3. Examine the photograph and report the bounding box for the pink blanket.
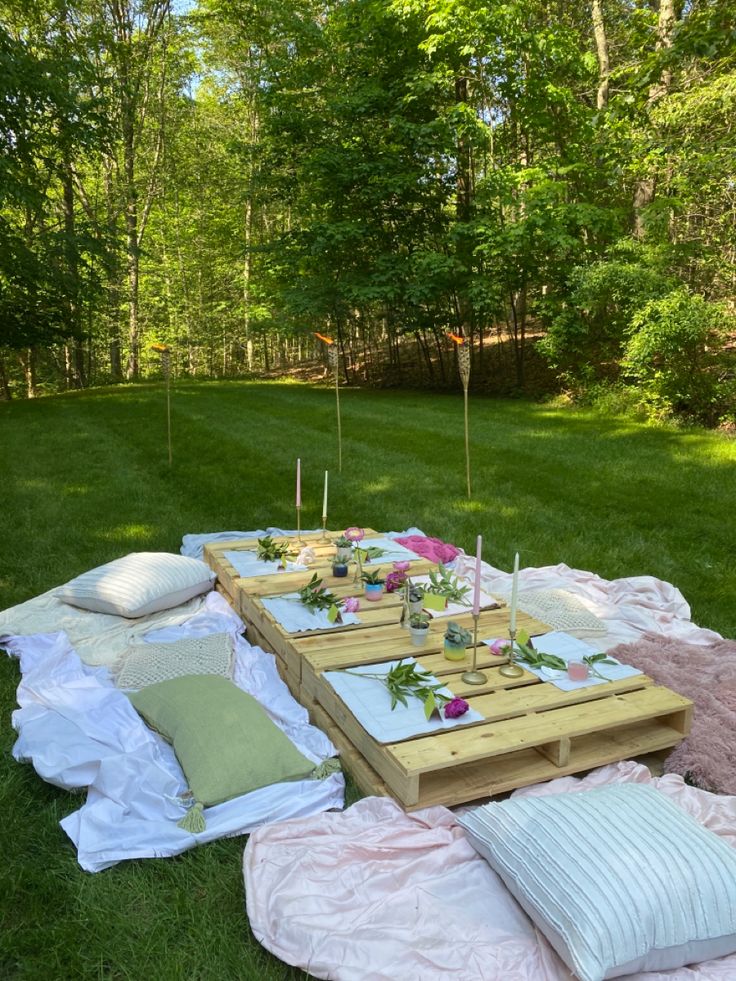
[395,535,460,565]
[244,762,736,980]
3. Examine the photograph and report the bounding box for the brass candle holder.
[461,613,488,685]
[321,515,328,540]
[295,505,302,543]
[499,628,525,678]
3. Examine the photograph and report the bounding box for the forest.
[1,0,734,424]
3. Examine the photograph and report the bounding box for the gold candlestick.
[321,515,328,540]
[296,505,302,543]
[499,628,525,678]
[462,613,487,685]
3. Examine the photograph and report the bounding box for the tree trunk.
[592,0,610,110]
[634,0,676,238]
[0,356,12,400]
[20,348,38,398]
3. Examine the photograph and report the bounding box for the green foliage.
[424,563,471,603]
[361,568,386,585]
[539,242,676,384]
[256,535,290,564]
[623,289,733,423]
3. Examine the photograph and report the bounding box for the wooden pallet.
[205,532,692,810]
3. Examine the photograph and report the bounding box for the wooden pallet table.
[205,532,693,810]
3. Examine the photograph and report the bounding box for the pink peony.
[344,526,365,543]
[444,697,469,719]
[488,638,507,656]
[393,560,411,573]
[342,596,360,613]
[385,570,407,593]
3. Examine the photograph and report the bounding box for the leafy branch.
[510,630,618,680]
[256,535,291,566]
[424,563,471,604]
[342,660,451,720]
[298,573,341,622]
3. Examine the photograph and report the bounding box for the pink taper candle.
[296,458,301,508]
[472,535,482,616]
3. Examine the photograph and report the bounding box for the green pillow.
[129,675,316,808]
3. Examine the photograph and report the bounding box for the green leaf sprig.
[342,660,450,720]
[256,535,291,566]
[511,630,618,680]
[354,545,386,563]
[424,563,471,604]
[298,573,341,622]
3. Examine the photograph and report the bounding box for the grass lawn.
[1,379,734,978]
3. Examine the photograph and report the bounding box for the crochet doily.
[115,631,234,690]
[517,589,607,636]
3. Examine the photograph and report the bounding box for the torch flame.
[448,333,465,345]
[150,343,170,352]
[314,332,335,345]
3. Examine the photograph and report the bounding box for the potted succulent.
[409,612,430,647]
[408,584,425,615]
[361,569,386,602]
[333,534,354,564]
[443,621,472,662]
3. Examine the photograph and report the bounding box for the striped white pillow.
[57,552,215,618]
[459,784,736,981]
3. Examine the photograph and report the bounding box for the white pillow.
[114,631,234,689]
[56,552,215,618]
[458,784,736,981]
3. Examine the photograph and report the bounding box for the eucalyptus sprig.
[298,573,341,622]
[342,660,451,720]
[256,535,291,567]
[424,563,471,604]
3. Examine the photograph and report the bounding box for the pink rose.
[393,560,411,573]
[444,697,469,719]
[488,639,507,656]
[385,570,407,593]
[342,596,360,613]
[344,526,365,543]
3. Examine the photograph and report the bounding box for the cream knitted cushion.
[114,632,234,689]
[517,588,607,636]
[56,552,215,618]
[459,784,736,981]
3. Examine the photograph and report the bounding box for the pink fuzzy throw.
[608,633,736,795]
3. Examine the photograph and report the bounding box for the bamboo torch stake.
[329,343,342,472]
[450,334,471,498]
[315,332,343,472]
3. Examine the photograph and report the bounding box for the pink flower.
[344,527,365,543]
[444,697,469,719]
[342,596,360,613]
[385,570,407,593]
[488,639,507,656]
[393,560,411,573]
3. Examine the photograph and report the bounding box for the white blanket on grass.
[2,591,343,872]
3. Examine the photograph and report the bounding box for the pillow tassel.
[177,801,206,833]
[310,758,342,780]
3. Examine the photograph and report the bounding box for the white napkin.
[262,593,361,633]
[323,658,484,742]
[482,631,642,691]
[224,550,307,578]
